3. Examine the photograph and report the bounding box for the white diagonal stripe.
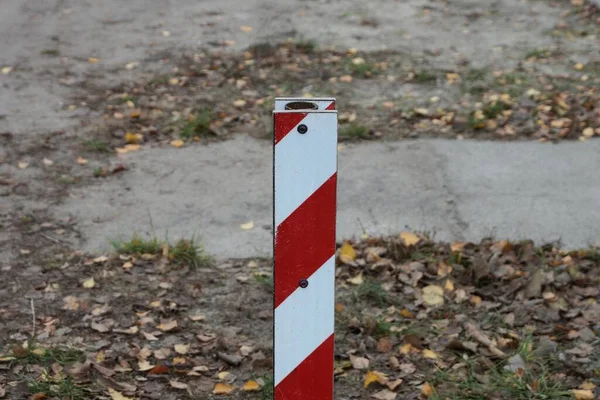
[274,255,335,386]
[274,112,338,226]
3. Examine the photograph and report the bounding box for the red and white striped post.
[273,98,337,399]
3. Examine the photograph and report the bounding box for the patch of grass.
[112,234,163,255]
[254,274,274,290]
[29,376,86,400]
[340,122,369,139]
[12,344,85,366]
[524,48,550,60]
[415,70,437,83]
[464,68,488,82]
[356,281,388,306]
[148,74,170,85]
[259,375,273,400]
[169,238,212,268]
[482,100,510,119]
[294,37,317,54]
[345,59,379,77]
[118,95,137,104]
[40,49,60,56]
[375,319,392,337]
[180,110,212,139]
[83,139,110,153]
[112,235,212,268]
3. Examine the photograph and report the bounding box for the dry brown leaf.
[350,355,370,370]
[213,383,235,395]
[399,232,420,246]
[174,344,190,355]
[108,388,133,400]
[91,322,109,333]
[386,378,403,391]
[242,380,261,391]
[339,242,357,263]
[157,320,178,332]
[421,382,434,397]
[372,389,396,400]
[377,337,393,353]
[422,285,445,306]
[170,381,188,390]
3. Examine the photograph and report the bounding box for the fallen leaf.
[189,314,205,322]
[125,61,139,70]
[43,157,54,166]
[421,382,434,397]
[350,355,370,369]
[339,75,353,83]
[469,295,482,307]
[138,360,155,371]
[91,322,109,333]
[0,386,5,398]
[364,370,385,388]
[352,57,366,65]
[170,381,188,390]
[213,383,235,395]
[574,63,584,71]
[30,393,47,400]
[240,221,254,230]
[82,277,95,289]
[339,242,357,263]
[572,389,594,400]
[399,343,419,355]
[242,380,261,391]
[148,365,169,374]
[240,25,253,33]
[347,272,364,285]
[1,66,13,75]
[239,345,253,356]
[93,255,108,263]
[582,127,594,138]
[76,157,88,165]
[399,308,415,319]
[125,132,143,144]
[170,139,185,148]
[422,349,439,360]
[108,388,133,400]
[505,354,525,373]
[422,285,444,306]
[233,99,247,108]
[174,344,190,355]
[217,371,234,381]
[18,161,29,169]
[386,378,403,391]
[372,389,396,400]
[336,303,345,313]
[377,337,393,353]
[399,232,420,246]
[444,279,454,292]
[88,57,99,64]
[157,320,178,332]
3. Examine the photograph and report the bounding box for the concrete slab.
[55,137,600,258]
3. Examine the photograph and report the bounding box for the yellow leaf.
[572,389,594,400]
[335,303,344,313]
[364,370,384,388]
[82,277,95,289]
[240,25,253,33]
[399,232,420,246]
[421,382,434,397]
[240,221,254,230]
[217,371,233,381]
[437,262,452,277]
[422,285,444,306]
[399,308,415,319]
[233,99,247,108]
[170,139,184,148]
[446,73,459,83]
[399,343,419,355]
[88,57,99,64]
[242,380,261,391]
[115,144,141,154]
[582,127,594,138]
[574,63,584,71]
[352,57,365,65]
[173,357,187,365]
[213,383,235,395]
[444,279,454,292]
[174,344,190,355]
[18,161,29,169]
[1,66,13,75]
[339,242,357,263]
[125,132,143,144]
[76,157,88,165]
[108,388,133,400]
[347,272,364,285]
[470,295,482,307]
[580,382,596,390]
[422,349,439,359]
[157,319,178,332]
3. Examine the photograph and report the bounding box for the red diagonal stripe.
[274,174,336,308]
[275,334,334,400]
[325,101,335,110]
[274,112,307,144]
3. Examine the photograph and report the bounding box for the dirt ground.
[1,0,600,398]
